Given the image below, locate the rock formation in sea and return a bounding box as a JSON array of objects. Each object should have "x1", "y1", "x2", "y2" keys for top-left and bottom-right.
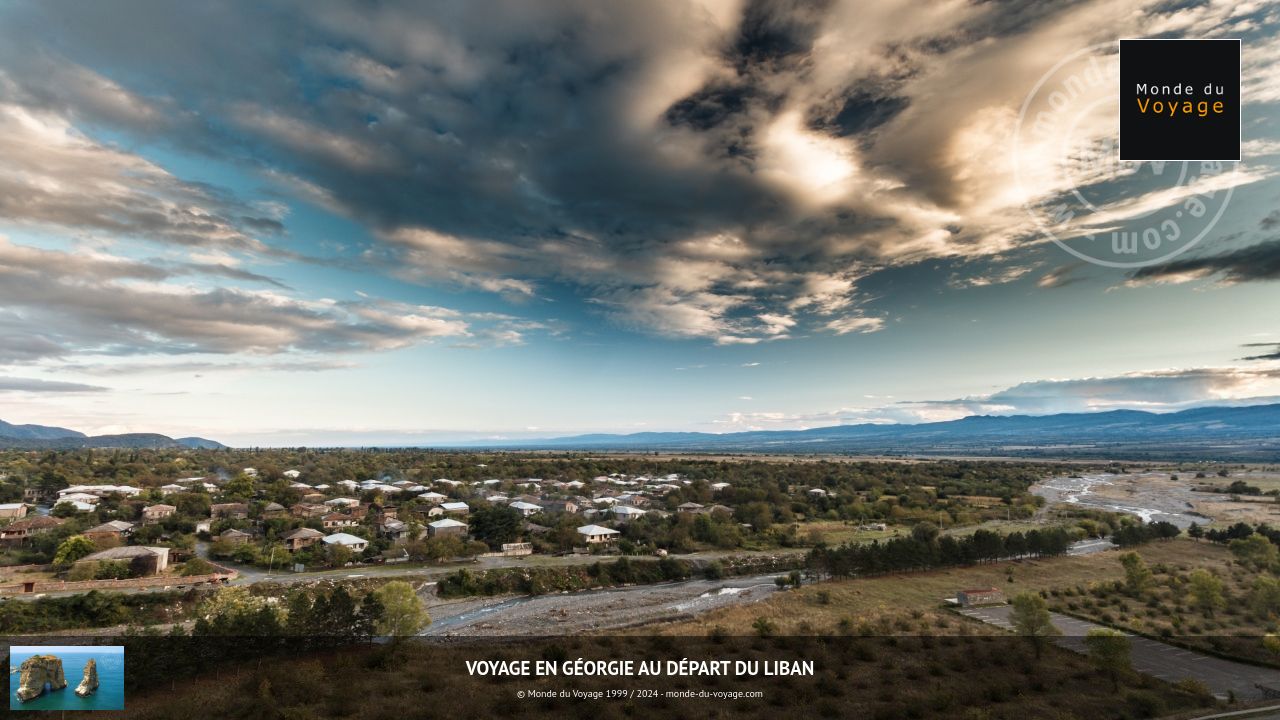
[
  {"x1": 15, "y1": 654, "x2": 66, "y2": 702},
  {"x1": 75, "y1": 658, "x2": 99, "y2": 697}
]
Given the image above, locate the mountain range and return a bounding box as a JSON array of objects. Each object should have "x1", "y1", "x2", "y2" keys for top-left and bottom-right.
[
  {"x1": 454, "y1": 403, "x2": 1280, "y2": 461},
  {"x1": 0, "y1": 419, "x2": 224, "y2": 450}
]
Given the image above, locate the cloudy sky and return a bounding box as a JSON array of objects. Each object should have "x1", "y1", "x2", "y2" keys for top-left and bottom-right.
[{"x1": 1, "y1": 0, "x2": 1280, "y2": 446}]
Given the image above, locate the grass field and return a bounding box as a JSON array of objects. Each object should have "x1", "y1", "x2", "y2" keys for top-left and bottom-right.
[{"x1": 648, "y1": 539, "x2": 1229, "y2": 637}]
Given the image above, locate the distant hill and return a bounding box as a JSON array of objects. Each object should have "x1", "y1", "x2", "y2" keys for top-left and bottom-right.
[
  {"x1": 0, "y1": 420, "x2": 226, "y2": 450},
  {"x1": 454, "y1": 403, "x2": 1280, "y2": 461},
  {"x1": 0, "y1": 419, "x2": 85, "y2": 441}
]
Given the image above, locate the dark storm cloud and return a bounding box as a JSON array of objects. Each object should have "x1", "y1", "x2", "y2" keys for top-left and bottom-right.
[
  {"x1": 1129, "y1": 239, "x2": 1280, "y2": 284},
  {"x1": 1, "y1": 0, "x2": 1277, "y2": 349}
]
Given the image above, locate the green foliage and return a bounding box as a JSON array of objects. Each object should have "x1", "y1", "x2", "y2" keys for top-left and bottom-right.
[
  {"x1": 1118, "y1": 552, "x2": 1153, "y2": 594},
  {"x1": 1084, "y1": 628, "x2": 1131, "y2": 691},
  {"x1": 1010, "y1": 592, "x2": 1061, "y2": 660},
  {"x1": 1187, "y1": 569, "x2": 1225, "y2": 614},
  {"x1": 1230, "y1": 534, "x2": 1279, "y2": 571},
  {"x1": 372, "y1": 580, "x2": 430, "y2": 636},
  {"x1": 53, "y1": 534, "x2": 96, "y2": 567}
]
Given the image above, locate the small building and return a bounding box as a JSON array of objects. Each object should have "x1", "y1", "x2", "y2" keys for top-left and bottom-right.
[
  {"x1": 509, "y1": 501, "x2": 543, "y2": 517},
  {"x1": 542, "y1": 499, "x2": 579, "y2": 515},
  {"x1": 611, "y1": 505, "x2": 647, "y2": 523},
  {"x1": 291, "y1": 502, "x2": 328, "y2": 519},
  {"x1": 0, "y1": 515, "x2": 65, "y2": 543},
  {"x1": 0, "y1": 502, "x2": 29, "y2": 520},
  {"x1": 142, "y1": 504, "x2": 177, "y2": 522},
  {"x1": 677, "y1": 502, "x2": 705, "y2": 514},
  {"x1": 441, "y1": 501, "x2": 469, "y2": 516},
  {"x1": 83, "y1": 520, "x2": 134, "y2": 544},
  {"x1": 78, "y1": 545, "x2": 170, "y2": 575},
  {"x1": 210, "y1": 502, "x2": 249, "y2": 519},
  {"x1": 322, "y1": 532, "x2": 369, "y2": 553},
  {"x1": 261, "y1": 502, "x2": 288, "y2": 519},
  {"x1": 427, "y1": 518, "x2": 468, "y2": 538},
  {"x1": 322, "y1": 513, "x2": 357, "y2": 530},
  {"x1": 160, "y1": 484, "x2": 185, "y2": 496},
  {"x1": 282, "y1": 527, "x2": 324, "y2": 552},
  {"x1": 218, "y1": 528, "x2": 252, "y2": 545},
  {"x1": 577, "y1": 524, "x2": 620, "y2": 544},
  {"x1": 957, "y1": 587, "x2": 1006, "y2": 607}
]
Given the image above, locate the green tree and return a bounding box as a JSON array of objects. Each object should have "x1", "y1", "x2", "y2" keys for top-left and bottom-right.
[
  {"x1": 1188, "y1": 569, "x2": 1225, "y2": 615},
  {"x1": 1010, "y1": 592, "x2": 1061, "y2": 660},
  {"x1": 1084, "y1": 628, "x2": 1131, "y2": 692},
  {"x1": 53, "y1": 535, "x2": 96, "y2": 567},
  {"x1": 1250, "y1": 576, "x2": 1280, "y2": 618},
  {"x1": 1230, "y1": 534, "x2": 1279, "y2": 571},
  {"x1": 372, "y1": 580, "x2": 431, "y2": 637},
  {"x1": 1119, "y1": 552, "x2": 1153, "y2": 594}
]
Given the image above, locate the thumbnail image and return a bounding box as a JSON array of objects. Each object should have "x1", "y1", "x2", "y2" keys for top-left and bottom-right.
[{"x1": 9, "y1": 646, "x2": 124, "y2": 711}]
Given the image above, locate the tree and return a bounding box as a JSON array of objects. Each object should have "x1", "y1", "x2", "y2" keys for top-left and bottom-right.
[
  {"x1": 1010, "y1": 592, "x2": 1060, "y2": 660},
  {"x1": 372, "y1": 580, "x2": 431, "y2": 637},
  {"x1": 326, "y1": 542, "x2": 354, "y2": 567},
  {"x1": 1230, "y1": 534, "x2": 1278, "y2": 571},
  {"x1": 1084, "y1": 628, "x2": 1131, "y2": 692},
  {"x1": 53, "y1": 535, "x2": 96, "y2": 567},
  {"x1": 1188, "y1": 523, "x2": 1204, "y2": 540},
  {"x1": 1119, "y1": 552, "x2": 1153, "y2": 595},
  {"x1": 1251, "y1": 576, "x2": 1280, "y2": 618},
  {"x1": 468, "y1": 505, "x2": 523, "y2": 550},
  {"x1": 911, "y1": 521, "x2": 939, "y2": 544},
  {"x1": 1188, "y1": 569, "x2": 1225, "y2": 615}
]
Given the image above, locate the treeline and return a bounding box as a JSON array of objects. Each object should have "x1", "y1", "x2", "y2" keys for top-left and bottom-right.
[
  {"x1": 807, "y1": 528, "x2": 1076, "y2": 579},
  {"x1": 1198, "y1": 521, "x2": 1280, "y2": 545},
  {"x1": 0, "y1": 589, "x2": 192, "y2": 633},
  {"x1": 1112, "y1": 521, "x2": 1181, "y2": 546},
  {"x1": 437, "y1": 556, "x2": 695, "y2": 598}
]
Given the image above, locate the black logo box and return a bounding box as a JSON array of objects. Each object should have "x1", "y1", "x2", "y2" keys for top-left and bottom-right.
[{"x1": 1119, "y1": 38, "x2": 1240, "y2": 161}]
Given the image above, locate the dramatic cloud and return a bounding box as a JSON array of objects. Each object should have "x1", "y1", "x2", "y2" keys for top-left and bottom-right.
[
  {"x1": 1129, "y1": 238, "x2": 1280, "y2": 285},
  {"x1": 2, "y1": 0, "x2": 1272, "y2": 347}
]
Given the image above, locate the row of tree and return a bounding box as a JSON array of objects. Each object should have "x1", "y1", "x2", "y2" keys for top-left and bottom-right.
[{"x1": 806, "y1": 526, "x2": 1076, "y2": 578}]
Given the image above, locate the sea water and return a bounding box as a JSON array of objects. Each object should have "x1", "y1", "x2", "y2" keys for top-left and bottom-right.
[{"x1": 9, "y1": 646, "x2": 125, "y2": 711}]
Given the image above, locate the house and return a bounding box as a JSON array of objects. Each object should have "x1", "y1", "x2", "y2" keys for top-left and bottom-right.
[
  {"x1": 324, "y1": 497, "x2": 360, "y2": 510},
  {"x1": 677, "y1": 502, "x2": 705, "y2": 514},
  {"x1": 322, "y1": 513, "x2": 357, "y2": 530},
  {"x1": 56, "y1": 492, "x2": 101, "y2": 507},
  {"x1": 428, "y1": 518, "x2": 468, "y2": 538},
  {"x1": 509, "y1": 501, "x2": 543, "y2": 517},
  {"x1": 261, "y1": 502, "x2": 288, "y2": 519},
  {"x1": 210, "y1": 502, "x2": 249, "y2": 519},
  {"x1": 218, "y1": 528, "x2": 251, "y2": 545},
  {"x1": 418, "y1": 491, "x2": 448, "y2": 504},
  {"x1": 0, "y1": 515, "x2": 65, "y2": 543},
  {"x1": 808, "y1": 488, "x2": 829, "y2": 497},
  {"x1": 441, "y1": 501, "x2": 469, "y2": 516},
  {"x1": 542, "y1": 499, "x2": 579, "y2": 515},
  {"x1": 956, "y1": 587, "x2": 1006, "y2": 607},
  {"x1": 321, "y1": 532, "x2": 369, "y2": 553},
  {"x1": 611, "y1": 505, "x2": 647, "y2": 523},
  {"x1": 577, "y1": 524, "x2": 620, "y2": 544},
  {"x1": 380, "y1": 518, "x2": 411, "y2": 543},
  {"x1": 142, "y1": 504, "x2": 177, "y2": 522},
  {"x1": 282, "y1": 470, "x2": 302, "y2": 479},
  {"x1": 83, "y1": 520, "x2": 134, "y2": 544},
  {"x1": 0, "y1": 502, "x2": 29, "y2": 520},
  {"x1": 710, "y1": 482, "x2": 731, "y2": 492},
  {"x1": 160, "y1": 484, "x2": 185, "y2": 496},
  {"x1": 290, "y1": 503, "x2": 328, "y2": 519},
  {"x1": 78, "y1": 545, "x2": 170, "y2": 575},
  {"x1": 282, "y1": 527, "x2": 324, "y2": 552},
  {"x1": 59, "y1": 484, "x2": 141, "y2": 498}
]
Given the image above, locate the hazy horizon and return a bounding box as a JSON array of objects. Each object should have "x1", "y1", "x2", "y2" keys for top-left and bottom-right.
[{"x1": 2, "y1": 1, "x2": 1279, "y2": 447}]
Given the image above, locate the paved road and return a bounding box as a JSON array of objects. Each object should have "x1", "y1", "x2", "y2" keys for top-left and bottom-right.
[
  {"x1": 960, "y1": 605, "x2": 1280, "y2": 700},
  {"x1": 1067, "y1": 537, "x2": 1115, "y2": 556}
]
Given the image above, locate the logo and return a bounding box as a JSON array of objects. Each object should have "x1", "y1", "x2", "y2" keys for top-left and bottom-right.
[{"x1": 1014, "y1": 43, "x2": 1237, "y2": 268}]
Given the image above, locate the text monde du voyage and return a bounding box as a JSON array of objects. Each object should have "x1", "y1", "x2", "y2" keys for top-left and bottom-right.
[{"x1": 1134, "y1": 82, "x2": 1229, "y2": 118}]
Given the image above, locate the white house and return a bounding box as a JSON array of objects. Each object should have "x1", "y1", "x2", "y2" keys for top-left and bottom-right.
[
  {"x1": 612, "y1": 505, "x2": 647, "y2": 522},
  {"x1": 321, "y1": 533, "x2": 369, "y2": 553},
  {"x1": 160, "y1": 483, "x2": 185, "y2": 495},
  {"x1": 509, "y1": 501, "x2": 543, "y2": 517},
  {"x1": 283, "y1": 470, "x2": 302, "y2": 479},
  {"x1": 441, "y1": 501, "x2": 469, "y2": 515},
  {"x1": 577, "y1": 524, "x2": 620, "y2": 544},
  {"x1": 419, "y1": 491, "x2": 447, "y2": 504},
  {"x1": 324, "y1": 497, "x2": 361, "y2": 509}
]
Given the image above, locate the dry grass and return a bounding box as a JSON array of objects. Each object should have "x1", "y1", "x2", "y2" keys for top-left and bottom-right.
[{"x1": 648, "y1": 539, "x2": 1229, "y2": 637}]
